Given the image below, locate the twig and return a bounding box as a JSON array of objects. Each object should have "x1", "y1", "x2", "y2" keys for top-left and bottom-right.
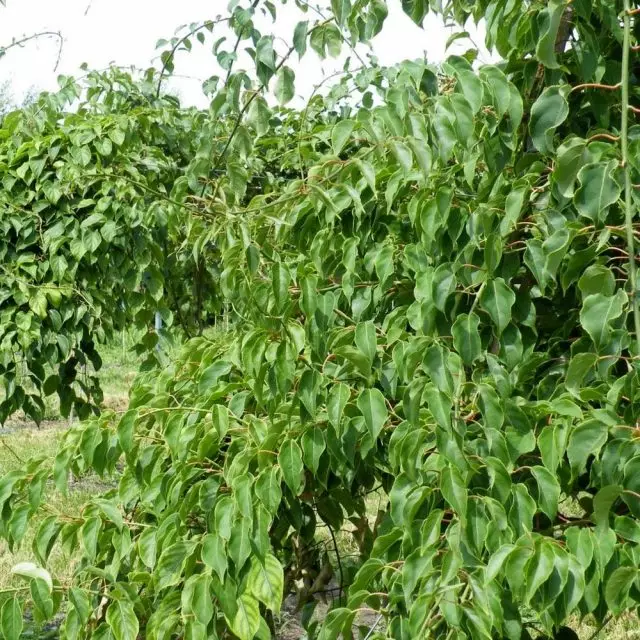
[
  {"x1": 571, "y1": 82, "x2": 621, "y2": 92},
  {"x1": 586, "y1": 615, "x2": 613, "y2": 640},
  {"x1": 224, "y1": 0, "x2": 261, "y2": 86},
  {"x1": 622, "y1": 0, "x2": 640, "y2": 355},
  {"x1": 155, "y1": 19, "x2": 229, "y2": 97},
  {"x1": 364, "y1": 613, "x2": 384, "y2": 640},
  {"x1": 1, "y1": 438, "x2": 25, "y2": 463},
  {"x1": 325, "y1": 521, "x2": 345, "y2": 606},
  {"x1": 0, "y1": 31, "x2": 63, "y2": 71}
]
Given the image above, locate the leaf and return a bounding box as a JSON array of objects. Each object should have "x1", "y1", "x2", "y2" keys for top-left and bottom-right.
[
  {"x1": 248, "y1": 553, "x2": 284, "y2": 612},
  {"x1": 479, "y1": 278, "x2": 515, "y2": 336},
  {"x1": 605, "y1": 567, "x2": 639, "y2": 615},
  {"x1": 331, "y1": 120, "x2": 354, "y2": 155},
  {"x1": 535, "y1": 0, "x2": 567, "y2": 69},
  {"x1": 391, "y1": 141, "x2": 413, "y2": 172},
  {"x1": 357, "y1": 388, "x2": 388, "y2": 441},
  {"x1": 202, "y1": 533, "x2": 227, "y2": 580},
  {"x1": 255, "y1": 36, "x2": 275, "y2": 70},
  {"x1": 580, "y1": 290, "x2": 627, "y2": 349},
  {"x1": 452, "y1": 312, "x2": 482, "y2": 365},
  {"x1": 1, "y1": 597, "x2": 22, "y2": 640},
  {"x1": 566, "y1": 352, "x2": 597, "y2": 398},
  {"x1": 614, "y1": 515, "x2": 640, "y2": 543},
  {"x1": 11, "y1": 562, "x2": 53, "y2": 591},
  {"x1": 293, "y1": 21, "x2": 308, "y2": 57},
  {"x1": 525, "y1": 542, "x2": 555, "y2": 603},
  {"x1": 441, "y1": 466, "x2": 467, "y2": 521},
  {"x1": 106, "y1": 597, "x2": 139, "y2": 640},
  {"x1": 401, "y1": 0, "x2": 429, "y2": 26},
  {"x1": 156, "y1": 540, "x2": 193, "y2": 590},
  {"x1": 529, "y1": 85, "x2": 569, "y2": 154},
  {"x1": 593, "y1": 485, "x2": 623, "y2": 529},
  {"x1": 355, "y1": 321, "x2": 377, "y2": 366},
  {"x1": 327, "y1": 383, "x2": 350, "y2": 430},
  {"x1": 302, "y1": 427, "x2": 325, "y2": 474},
  {"x1": 30, "y1": 577, "x2": 54, "y2": 620},
  {"x1": 182, "y1": 573, "x2": 214, "y2": 626},
  {"x1": 228, "y1": 594, "x2": 260, "y2": 640},
  {"x1": 553, "y1": 137, "x2": 588, "y2": 198},
  {"x1": 278, "y1": 439, "x2": 304, "y2": 495},
  {"x1": 531, "y1": 466, "x2": 561, "y2": 520},
  {"x1": 568, "y1": 420, "x2": 609, "y2": 473},
  {"x1": 275, "y1": 66, "x2": 295, "y2": 105},
  {"x1": 331, "y1": 0, "x2": 352, "y2": 25},
  {"x1": 574, "y1": 161, "x2": 622, "y2": 223}
]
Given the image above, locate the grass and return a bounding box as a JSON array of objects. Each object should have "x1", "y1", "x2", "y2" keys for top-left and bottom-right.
[{"x1": 0, "y1": 332, "x2": 139, "y2": 602}]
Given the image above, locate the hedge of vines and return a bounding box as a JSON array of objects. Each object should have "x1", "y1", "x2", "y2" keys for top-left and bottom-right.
[{"x1": 2, "y1": 0, "x2": 640, "y2": 638}]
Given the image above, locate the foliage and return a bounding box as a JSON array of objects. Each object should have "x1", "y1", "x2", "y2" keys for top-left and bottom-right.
[
  {"x1": 2, "y1": 0, "x2": 640, "y2": 639},
  {"x1": 0, "y1": 69, "x2": 224, "y2": 422}
]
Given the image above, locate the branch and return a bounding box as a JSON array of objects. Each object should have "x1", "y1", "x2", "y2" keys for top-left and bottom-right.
[
  {"x1": 571, "y1": 82, "x2": 622, "y2": 92},
  {"x1": 224, "y1": 0, "x2": 261, "y2": 86},
  {"x1": 0, "y1": 31, "x2": 63, "y2": 71},
  {"x1": 155, "y1": 19, "x2": 229, "y2": 97},
  {"x1": 205, "y1": 19, "x2": 331, "y2": 195}
]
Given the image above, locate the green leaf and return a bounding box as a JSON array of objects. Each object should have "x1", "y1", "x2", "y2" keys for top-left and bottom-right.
[
  {"x1": 11, "y1": 561, "x2": 53, "y2": 591},
  {"x1": 156, "y1": 540, "x2": 193, "y2": 590},
  {"x1": 529, "y1": 85, "x2": 569, "y2": 154},
  {"x1": 1, "y1": 597, "x2": 22, "y2": 640},
  {"x1": 531, "y1": 466, "x2": 561, "y2": 520},
  {"x1": 357, "y1": 388, "x2": 387, "y2": 441},
  {"x1": 535, "y1": 0, "x2": 567, "y2": 69},
  {"x1": 255, "y1": 36, "x2": 276, "y2": 70},
  {"x1": 568, "y1": 420, "x2": 609, "y2": 474},
  {"x1": 566, "y1": 352, "x2": 597, "y2": 398},
  {"x1": 614, "y1": 515, "x2": 640, "y2": 543},
  {"x1": 248, "y1": 553, "x2": 284, "y2": 612},
  {"x1": 202, "y1": 533, "x2": 227, "y2": 581},
  {"x1": 605, "y1": 567, "x2": 639, "y2": 615},
  {"x1": 553, "y1": 137, "x2": 588, "y2": 198},
  {"x1": 275, "y1": 66, "x2": 295, "y2": 105},
  {"x1": 278, "y1": 439, "x2": 304, "y2": 495},
  {"x1": 452, "y1": 312, "x2": 482, "y2": 365},
  {"x1": 30, "y1": 577, "x2": 54, "y2": 620},
  {"x1": 302, "y1": 427, "x2": 325, "y2": 474},
  {"x1": 574, "y1": 161, "x2": 622, "y2": 223},
  {"x1": 441, "y1": 466, "x2": 467, "y2": 521},
  {"x1": 593, "y1": 485, "x2": 623, "y2": 529},
  {"x1": 479, "y1": 278, "x2": 515, "y2": 336},
  {"x1": 106, "y1": 597, "x2": 139, "y2": 640},
  {"x1": 293, "y1": 21, "x2": 308, "y2": 57},
  {"x1": 327, "y1": 383, "x2": 350, "y2": 430},
  {"x1": 391, "y1": 140, "x2": 413, "y2": 172},
  {"x1": 182, "y1": 573, "x2": 214, "y2": 626},
  {"x1": 525, "y1": 542, "x2": 555, "y2": 603},
  {"x1": 580, "y1": 290, "x2": 627, "y2": 349},
  {"x1": 401, "y1": 0, "x2": 429, "y2": 26},
  {"x1": 331, "y1": 0, "x2": 352, "y2": 25},
  {"x1": 331, "y1": 120, "x2": 354, "y2": 155},
  {"x1": 228, "y1": 594, "x2": 260, "y2": 640},
  {"x1": 355, "y1": 321, "x2": 377, "y2": 366}
]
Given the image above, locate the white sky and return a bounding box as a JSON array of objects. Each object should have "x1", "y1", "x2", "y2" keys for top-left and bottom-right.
[{"x1": 0, "y1": 0, "x2": 493, "y2": 107}]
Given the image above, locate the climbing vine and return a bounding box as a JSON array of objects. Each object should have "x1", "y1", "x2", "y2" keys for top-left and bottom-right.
[{"x1": 2, "y1": 1, "x2": 640, "y2": 639}]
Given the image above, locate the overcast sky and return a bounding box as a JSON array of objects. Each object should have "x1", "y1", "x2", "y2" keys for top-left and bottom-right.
[{"x1": 0, "y1": 0, "x2": 492, "y2": 107}]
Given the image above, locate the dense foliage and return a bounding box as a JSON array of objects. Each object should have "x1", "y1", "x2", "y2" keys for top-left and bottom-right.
[
  {"x1": 0, "y1": 68, "x2": 225, "y2": 422},
  {"x1": 2, "y1": 0, "x2": 640, "y2": 638}
]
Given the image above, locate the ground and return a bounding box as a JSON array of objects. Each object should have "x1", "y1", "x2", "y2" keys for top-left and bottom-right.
[{"x1": 0, "y1": 334, "x2": 638, "y2": 639}]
